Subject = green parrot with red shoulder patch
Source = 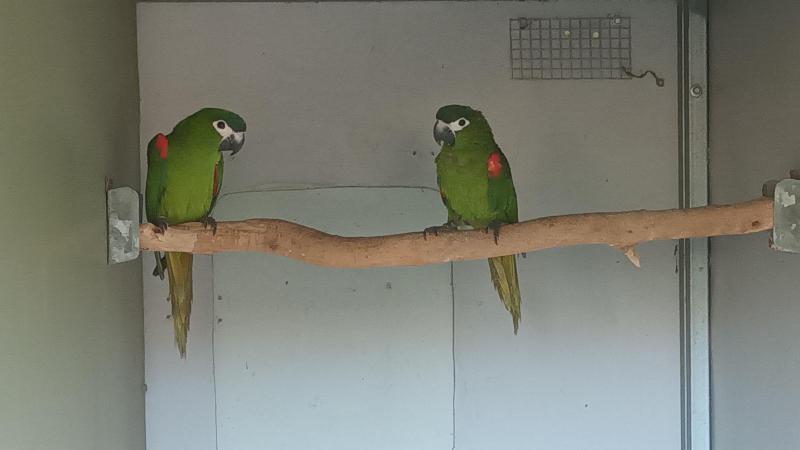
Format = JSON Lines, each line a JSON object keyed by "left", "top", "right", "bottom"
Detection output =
{"left": 431, "top": 104, "right": 522, "bottom": 333}
{"left": 146, "top": 108, "right": 246, "bottom": 357}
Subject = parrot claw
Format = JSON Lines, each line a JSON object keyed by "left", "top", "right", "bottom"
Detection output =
{"left": 201, "top": 215, "right": 218, "bottom": 234}
{"left": 486, "top": 221, "right": 504, "bottom": 245}
{"left": 152, "top": 217, "right": 169, "bottom": 234}
{"left": 423, "top": 222, "right": 456, "bottom": 240}
{"left": 152, "top": 253, "right": 167, "bottom": 279}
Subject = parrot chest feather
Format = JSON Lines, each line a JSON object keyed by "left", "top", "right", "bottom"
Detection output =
{"left": 435, "top": 145, "right": 496, "bottom": 227}
{"left": 160, "top": 149, "right": 220, "bottom": 224}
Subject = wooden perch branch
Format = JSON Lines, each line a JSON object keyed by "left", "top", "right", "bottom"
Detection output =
{"left": 139, "top": 197, "right": 773, "bottom": 268}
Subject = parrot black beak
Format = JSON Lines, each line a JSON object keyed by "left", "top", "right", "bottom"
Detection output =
{"left": 220, "top": 132, "right": 245, "bottom": 155}
{"left": 434, "top": 120, "right": 455, "bottom": 146}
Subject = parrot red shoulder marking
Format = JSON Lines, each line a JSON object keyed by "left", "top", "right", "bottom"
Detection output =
{"left": 487, "top": 152, "right": 503, "bottom": 178}
{"left": 155, "top": 133, "right": 169, "bottom": 159}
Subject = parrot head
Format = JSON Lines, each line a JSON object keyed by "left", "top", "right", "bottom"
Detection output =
{"left": 433, "top": 104, "right": 492, "bottom": 147}
{"left": 174, "top": 108, "right": 247, "bottom": 155}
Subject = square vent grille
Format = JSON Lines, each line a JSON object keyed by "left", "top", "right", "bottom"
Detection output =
{"left": 510, "top": 16, "right": 632, "bottom": 80}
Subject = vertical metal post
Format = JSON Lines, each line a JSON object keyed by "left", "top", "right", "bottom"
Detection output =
{"left": 678, "top": 1, "right": 710, "bottom": 449}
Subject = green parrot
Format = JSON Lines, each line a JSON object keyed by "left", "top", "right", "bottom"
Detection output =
{"left": 146, "top": 108, "right": 246, "bottom": 357}
{"left": 430, "top": 105, "right": 522, "bottom": 333}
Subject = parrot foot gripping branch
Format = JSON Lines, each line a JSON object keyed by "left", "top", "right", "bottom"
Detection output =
{"left": 109, "top": 172, "right": 800, "bottom": 268}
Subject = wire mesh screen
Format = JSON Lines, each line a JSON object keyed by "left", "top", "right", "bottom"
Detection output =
{"left": 510, "top": 16, "right": 632, "bottom": 80}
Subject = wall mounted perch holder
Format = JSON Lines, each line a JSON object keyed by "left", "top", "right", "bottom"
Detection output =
{"left": 106, "top": 181, "right": 141, "bottom": 264}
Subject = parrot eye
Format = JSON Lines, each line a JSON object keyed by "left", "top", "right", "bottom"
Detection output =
{"left": 449, "top": 118, "right": 470, "bottom": 132}
{"left": 216, "top": 121, "right": 227, "bottom": 130}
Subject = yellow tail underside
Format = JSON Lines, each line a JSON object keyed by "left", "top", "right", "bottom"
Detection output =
{"left": 166, "top": 251, "right": 193, "bottom": 358}
{"left": 488, "top": 255, "right": 522, "bottom": 334}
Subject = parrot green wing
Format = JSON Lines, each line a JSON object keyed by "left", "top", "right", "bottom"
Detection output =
{"left": 145, "top": 133, "right": 170, "bottom": 279}
{"left": 145, "top": 133, "right": 168, "bottom": 224}
{"left": 485, "top": 149, "right": 522, "bottom": 333}
{"left": 209, "top": 154, "right": 224, "bottom": 214}
{"left": 487, "top": 150, "right": 518, "bottom": 224}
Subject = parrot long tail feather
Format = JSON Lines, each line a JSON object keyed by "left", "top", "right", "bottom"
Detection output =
{"left": 166, "top": 251, "right": 193, "bottom": 358}
{"left": 488, "top": 255, "right": 522, "bottom": 334}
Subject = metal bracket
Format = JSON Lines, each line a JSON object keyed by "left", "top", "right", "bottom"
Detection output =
{"left": 678, "top": 1, "right": 709, "bottom": 449}
{"left": 771, "top": 179, "right": 800, "bottom": 253}
{"left": 107, "top": 181, "right": 141, "bottom": 264}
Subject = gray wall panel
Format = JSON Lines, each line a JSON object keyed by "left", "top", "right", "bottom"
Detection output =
{"left": 0, "top": 1, "right": 145, "bottom": 449}
{"left": 710, "top": 1, "right": 800, "bottom": 449}
{"left": 139, "top": 2, "right": 683, "bottom": 449}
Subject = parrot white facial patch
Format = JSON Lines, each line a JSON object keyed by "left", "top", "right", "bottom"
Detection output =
{"left": 449, "top": 118, "right": 470, "bottom": 132}
{"left": 213, "top": 120, "right": 235, "bottom": 139}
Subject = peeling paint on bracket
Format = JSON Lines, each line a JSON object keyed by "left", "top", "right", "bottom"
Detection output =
{"left": 107, "top": 185, "right": 141, "bottom": 264}
{"left": 772, "top": 179, "right": 800, "bottom": 253}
